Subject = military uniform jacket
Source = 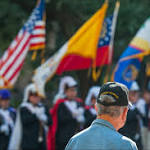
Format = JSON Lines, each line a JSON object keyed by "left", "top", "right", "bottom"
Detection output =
{"left": 65, "top": 119, "right": 138, "bottom": 150}
{"left": 0, "top": 108, "right": 16, "bottom": 150}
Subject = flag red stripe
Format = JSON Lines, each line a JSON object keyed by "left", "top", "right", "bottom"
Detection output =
{"left": 34, "top": 26, "right": 45, "bottom": 29}
{"left": 30, "top": 34, "right": 45, "bottom": 38}
{"left": 30, "top": 42, "right": 45, "bottom": 47}
{"left": 2, "top": 35, "right": 30, "bottom": 76}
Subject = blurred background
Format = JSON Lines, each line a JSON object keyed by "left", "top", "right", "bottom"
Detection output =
{"left": 1, "top": 0, "right": 150, "bottom": 106}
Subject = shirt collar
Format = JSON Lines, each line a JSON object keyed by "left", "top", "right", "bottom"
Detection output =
{"left": 92, "top": 119, "right": 116, "bottom": 131}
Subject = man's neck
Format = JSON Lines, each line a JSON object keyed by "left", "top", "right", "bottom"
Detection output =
{"left": 97, "top": 115, "right": 120, "bottom": 130}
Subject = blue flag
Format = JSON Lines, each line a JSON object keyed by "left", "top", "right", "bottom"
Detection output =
{"left": 113, "top": 18, "right": 150, "bottom": 89}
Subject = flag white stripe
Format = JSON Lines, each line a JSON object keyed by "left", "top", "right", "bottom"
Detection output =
{"left": 35, "top": 21, "right": 45, "bottom": 26}
{"left": 30, "top": 38, "right": 45, "bottom": 43}
{"left": 5, "top": 43, "right": 29, "bottom": 80}
{"left": 32, "top": 29, "right": 45, "bottom": 35}
{"left": 0, "top": 33, "right": 30, "bottom": 75}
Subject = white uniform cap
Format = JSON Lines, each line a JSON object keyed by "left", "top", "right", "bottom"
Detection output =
{"left": 85, "top": 86, "right": 101, "bottom": 106}
{"left": 23, "top": 83, "right": 37, "bottom": 102}
{"left": 130, "top": 81, "right": 140, "bottom": 91}
{"left": 53, "top": 76, "right": 77, "bottom": 104}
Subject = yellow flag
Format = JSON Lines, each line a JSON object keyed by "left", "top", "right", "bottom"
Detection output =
{"left": 67, "top": 2, "right": 108, "bottom": 59}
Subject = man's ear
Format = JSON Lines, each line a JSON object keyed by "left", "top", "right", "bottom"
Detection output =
{"left": 95, "top": 103, "right": 98, "bottom": 112}
{"left": 122, "top": 107, "right": 128, "bottom": 121}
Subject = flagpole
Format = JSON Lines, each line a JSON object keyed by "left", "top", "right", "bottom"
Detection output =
{"left": 104, "top": 1, "right": 120, "bottom": 83}
{"left": 108, "top": 1, "right": 120, "bottom": 63}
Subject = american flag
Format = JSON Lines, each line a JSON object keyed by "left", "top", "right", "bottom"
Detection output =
{"left": 0, "top": 0, "right": 45, "bottom": 88}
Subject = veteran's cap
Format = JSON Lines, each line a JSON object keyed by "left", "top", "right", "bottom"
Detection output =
{"left": 97, "top": 82, "right": 132, "bottom": 107}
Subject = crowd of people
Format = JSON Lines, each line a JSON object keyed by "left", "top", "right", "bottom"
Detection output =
{"left": 0, "top": 76, "right": 150, "bottom": 150}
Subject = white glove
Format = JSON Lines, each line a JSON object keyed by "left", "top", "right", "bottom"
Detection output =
{"left": 72, "top": 107, "right": 85, "bottom": 123}
{"left": 35, "top": 107, "right": 47, "bottom": 123}
{"left": 0, "top": 124, "right": 9, "bottom": 135}
{"left": 134, "top": 133, "right": 140, "bottom": 140}
{"left": 76, "top": 116, "right": 85, "bottom": 123}
{"left": 73, "top": 107, "right": 84, "bottom": 116}
{"left": 72, "top": 111, "right": 80, "bottom": 118}
{"left": 35, "top": 107, "right": 45, "bottom": 115}
{"left": 78, "top": 107, "right": 84, "bottom": 114}
{"left": 37, "top": 114, "right": 47, "bottom": 123}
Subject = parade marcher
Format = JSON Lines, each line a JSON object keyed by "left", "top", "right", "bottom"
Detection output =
{"left": 119, "top": 81, "right": 143, "bottom": 150}
{"left": 65, "top": 82, "right": 138, "bottom": 150}
{"left": 47, "top": 76, "right": 85, "bottom": 150}
{"left": 8, "top": 83, "right": 52, "bottom": 150}
{"left": 0, "top": 89, "right": 16, "bottom": 150}
{"left": 84, "top": 86, "right": 100, "bottom": 128}
{"left": 136, "top": 81, "right": 150, "bottom": 150}
{"left": 136, "top": 89, "right": 150, "bottom": 150}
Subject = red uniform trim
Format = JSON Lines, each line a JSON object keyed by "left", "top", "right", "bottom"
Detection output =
{"left": 47, "top": 99, "right": 66, "bottom": 150}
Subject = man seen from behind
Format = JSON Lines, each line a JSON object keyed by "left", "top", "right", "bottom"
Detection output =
{"left": 65, "top": 82, "right": 138, "bottom": 150}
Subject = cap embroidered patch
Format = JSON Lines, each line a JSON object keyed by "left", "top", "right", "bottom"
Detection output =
{"left": 100, "top": 91, "right": 119, "bottom": 99}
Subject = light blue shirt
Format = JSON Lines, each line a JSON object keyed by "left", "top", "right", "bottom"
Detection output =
{"left": 65, "top": 119, "right": 138, "bottom": 150}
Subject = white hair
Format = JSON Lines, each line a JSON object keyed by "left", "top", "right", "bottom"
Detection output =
{"left": 96, "top": 95, "right": 126, "bottom": 117}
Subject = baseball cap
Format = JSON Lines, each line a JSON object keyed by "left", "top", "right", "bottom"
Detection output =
{"left": 0, "top": 89, "right": 11, "bottom": 100}
{"left": 97, "top": 82, "right": 132, "bottom": 107}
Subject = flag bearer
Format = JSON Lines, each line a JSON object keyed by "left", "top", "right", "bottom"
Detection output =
{"left": 47, "top": 76, "right": 85, "bottom": 150}
{"left": 8, "top": 83, "right": 52, "bottom": 150}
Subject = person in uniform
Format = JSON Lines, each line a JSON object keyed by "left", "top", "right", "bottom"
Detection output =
{"left": 136, "top": 87, "right": 150, "bottom": 150}
{"left": 8, "top": 83, "right": 52, "bottom": 150}
{"left": 119, "top": 81, "right": 143, "bottom": 150}
{"left": 0, "top": 89, "right": 16, "bottom": 150}
{"left": 65, "top": 82, "right": 138, "bottom": 150}
{"left": 84, "top": 86, "right": 100, "bottom": 128}
{"left": 47, "top": 76, "right": 85, "bottom": 150}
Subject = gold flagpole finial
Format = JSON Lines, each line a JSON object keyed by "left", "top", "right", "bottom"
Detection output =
{"left": 116, "top": 1, "right": 120, "bottom": 8}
